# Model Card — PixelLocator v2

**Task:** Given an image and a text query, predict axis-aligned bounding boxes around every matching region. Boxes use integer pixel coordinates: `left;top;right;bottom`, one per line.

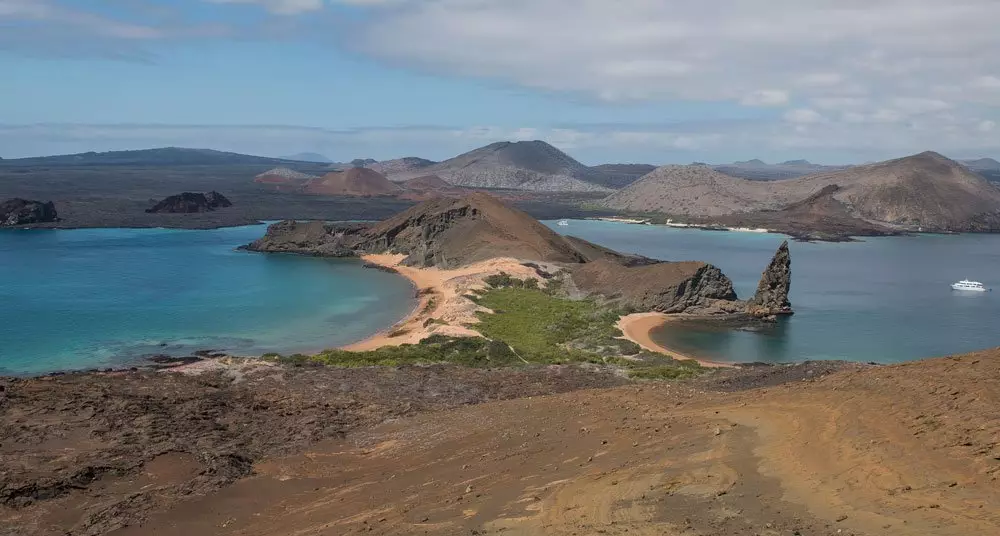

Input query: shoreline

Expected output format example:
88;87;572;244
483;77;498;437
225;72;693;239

617;312;733;368
341;254;543;352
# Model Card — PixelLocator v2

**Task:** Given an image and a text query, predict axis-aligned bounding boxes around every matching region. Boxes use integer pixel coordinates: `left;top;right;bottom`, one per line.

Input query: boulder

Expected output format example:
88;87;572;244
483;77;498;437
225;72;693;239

745;241;792;317
0;198;58;226
146;191;232;213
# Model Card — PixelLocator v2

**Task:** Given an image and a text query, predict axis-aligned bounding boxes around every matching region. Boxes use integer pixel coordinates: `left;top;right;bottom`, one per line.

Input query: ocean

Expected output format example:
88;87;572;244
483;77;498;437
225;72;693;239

546;220;1000;364
0;225;415;375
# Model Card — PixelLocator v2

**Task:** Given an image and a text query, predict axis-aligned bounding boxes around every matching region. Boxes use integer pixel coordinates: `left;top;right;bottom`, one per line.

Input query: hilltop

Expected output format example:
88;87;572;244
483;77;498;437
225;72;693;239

0;147;302;167
354;192;589;267
367;157;436;176
601;165;793;216
392;141;613;192
303;168;403;196
605;151;1000;237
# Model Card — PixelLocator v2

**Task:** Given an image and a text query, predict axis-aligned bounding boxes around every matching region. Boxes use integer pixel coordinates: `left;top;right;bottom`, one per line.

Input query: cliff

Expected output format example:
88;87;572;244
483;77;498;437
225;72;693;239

242;220;365;257
745;241;793;317
571;259;738;314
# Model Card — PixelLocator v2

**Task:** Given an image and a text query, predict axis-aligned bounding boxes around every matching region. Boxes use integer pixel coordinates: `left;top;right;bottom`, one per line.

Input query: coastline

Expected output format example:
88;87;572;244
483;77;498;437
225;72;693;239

341;254;544;351
617;312;733;368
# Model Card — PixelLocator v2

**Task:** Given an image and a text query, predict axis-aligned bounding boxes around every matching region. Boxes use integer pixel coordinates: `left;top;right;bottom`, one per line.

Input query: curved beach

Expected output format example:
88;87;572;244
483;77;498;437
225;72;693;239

342;254;543;351
617;312;732;368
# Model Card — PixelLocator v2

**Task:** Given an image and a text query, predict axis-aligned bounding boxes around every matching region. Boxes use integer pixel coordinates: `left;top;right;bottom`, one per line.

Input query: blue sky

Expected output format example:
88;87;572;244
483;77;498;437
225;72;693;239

3;0;1000;164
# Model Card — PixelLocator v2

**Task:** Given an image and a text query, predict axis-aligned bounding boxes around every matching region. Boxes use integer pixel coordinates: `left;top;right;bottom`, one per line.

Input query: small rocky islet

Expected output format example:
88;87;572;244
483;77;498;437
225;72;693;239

0;198;59;227
145;191;232;214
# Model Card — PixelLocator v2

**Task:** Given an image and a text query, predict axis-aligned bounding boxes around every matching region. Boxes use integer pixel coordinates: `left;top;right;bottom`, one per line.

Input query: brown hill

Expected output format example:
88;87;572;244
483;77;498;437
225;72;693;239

392;141;613;192
355;192;589;268
710;185;897;241
793;151;1000;230
604;152;1000;233
601;165;792;216
368;157;436;176
253;167;316;185
303;168;402;196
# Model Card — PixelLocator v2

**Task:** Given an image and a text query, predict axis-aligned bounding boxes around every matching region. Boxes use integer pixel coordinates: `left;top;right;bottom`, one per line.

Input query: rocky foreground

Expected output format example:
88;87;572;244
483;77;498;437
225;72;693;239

2;351;998;535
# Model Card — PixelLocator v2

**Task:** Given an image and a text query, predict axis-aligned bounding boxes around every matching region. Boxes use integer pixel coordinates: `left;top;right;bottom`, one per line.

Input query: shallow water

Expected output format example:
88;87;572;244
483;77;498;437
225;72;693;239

0;225;415;375
547;220;1000;364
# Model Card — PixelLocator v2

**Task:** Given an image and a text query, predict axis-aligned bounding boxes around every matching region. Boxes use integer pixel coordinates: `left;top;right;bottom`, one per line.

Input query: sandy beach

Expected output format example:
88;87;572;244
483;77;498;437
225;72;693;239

342;254;546;351
617;312;733;368
345;255;732;369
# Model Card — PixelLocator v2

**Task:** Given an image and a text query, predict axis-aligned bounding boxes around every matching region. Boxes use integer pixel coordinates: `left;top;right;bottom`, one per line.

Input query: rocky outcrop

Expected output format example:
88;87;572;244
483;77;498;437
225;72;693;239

571;259;738;314
353;192;588;268
241;220;366;257
146;191;232;213
745;241;792;318
0;198;58;226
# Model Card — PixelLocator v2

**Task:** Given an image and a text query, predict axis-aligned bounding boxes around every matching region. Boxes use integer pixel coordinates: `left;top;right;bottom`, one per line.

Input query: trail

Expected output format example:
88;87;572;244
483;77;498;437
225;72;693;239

112;351;1000;536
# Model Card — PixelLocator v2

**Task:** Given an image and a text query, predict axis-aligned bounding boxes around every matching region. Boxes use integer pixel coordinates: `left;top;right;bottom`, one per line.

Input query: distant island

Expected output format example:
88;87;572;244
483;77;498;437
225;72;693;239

5;143;1000;241
602;151;1000;241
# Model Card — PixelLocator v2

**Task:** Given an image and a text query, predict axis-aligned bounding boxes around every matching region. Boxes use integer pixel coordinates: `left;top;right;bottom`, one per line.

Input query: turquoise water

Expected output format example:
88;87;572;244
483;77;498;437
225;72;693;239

0;226;415;375
547;220;1000;364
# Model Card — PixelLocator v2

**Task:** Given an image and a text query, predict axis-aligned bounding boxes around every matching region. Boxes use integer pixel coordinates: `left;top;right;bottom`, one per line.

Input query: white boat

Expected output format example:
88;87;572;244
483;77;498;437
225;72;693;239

951;279;990;292
557;219;569;226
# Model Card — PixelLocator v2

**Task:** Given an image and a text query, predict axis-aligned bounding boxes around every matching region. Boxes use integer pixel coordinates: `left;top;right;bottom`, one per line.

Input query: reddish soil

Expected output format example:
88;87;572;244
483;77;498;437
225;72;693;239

3;351;999;536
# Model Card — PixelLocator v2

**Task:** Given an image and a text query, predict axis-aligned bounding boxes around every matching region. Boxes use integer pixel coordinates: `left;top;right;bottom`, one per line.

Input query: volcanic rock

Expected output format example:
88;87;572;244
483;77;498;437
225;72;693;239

0;198;59;226
745;241;792;317
571;259;738;314
242;220;365;257
354;192;588;268
146;191;232;213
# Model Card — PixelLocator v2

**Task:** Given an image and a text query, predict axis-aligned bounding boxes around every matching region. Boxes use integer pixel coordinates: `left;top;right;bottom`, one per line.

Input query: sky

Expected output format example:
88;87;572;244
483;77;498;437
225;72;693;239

3;0;1000;165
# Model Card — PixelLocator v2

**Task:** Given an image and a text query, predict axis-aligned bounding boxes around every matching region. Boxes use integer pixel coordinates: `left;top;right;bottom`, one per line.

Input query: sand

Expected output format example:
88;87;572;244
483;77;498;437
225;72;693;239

347;257;732;369
617;312;732;368
342;254;547;351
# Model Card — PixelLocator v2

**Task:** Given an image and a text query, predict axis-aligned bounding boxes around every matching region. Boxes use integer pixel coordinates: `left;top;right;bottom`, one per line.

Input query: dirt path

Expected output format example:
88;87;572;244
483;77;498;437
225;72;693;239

110;352;1000;536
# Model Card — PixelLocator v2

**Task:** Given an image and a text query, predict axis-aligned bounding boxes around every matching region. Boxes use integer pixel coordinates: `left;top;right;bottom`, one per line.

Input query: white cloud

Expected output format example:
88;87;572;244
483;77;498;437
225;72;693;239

784;109;824;124
205;0;324;15
971;75;1000;90
336;0;1000;110
741;90;790;107
979;120;996;132
795;73;845;88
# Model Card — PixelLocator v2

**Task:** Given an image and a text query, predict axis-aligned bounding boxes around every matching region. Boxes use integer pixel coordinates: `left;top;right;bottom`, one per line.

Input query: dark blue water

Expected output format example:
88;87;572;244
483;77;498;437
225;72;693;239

546;220;1000;364
0;226;415;375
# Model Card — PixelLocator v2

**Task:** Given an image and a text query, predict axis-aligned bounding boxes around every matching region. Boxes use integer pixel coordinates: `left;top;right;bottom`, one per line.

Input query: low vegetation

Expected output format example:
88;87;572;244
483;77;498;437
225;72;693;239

264;271;705;380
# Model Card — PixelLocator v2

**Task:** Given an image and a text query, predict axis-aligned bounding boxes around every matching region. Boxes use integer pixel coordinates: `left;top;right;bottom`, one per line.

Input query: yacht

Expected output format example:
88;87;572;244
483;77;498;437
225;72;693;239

556;219;569;226
951;279;990;292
